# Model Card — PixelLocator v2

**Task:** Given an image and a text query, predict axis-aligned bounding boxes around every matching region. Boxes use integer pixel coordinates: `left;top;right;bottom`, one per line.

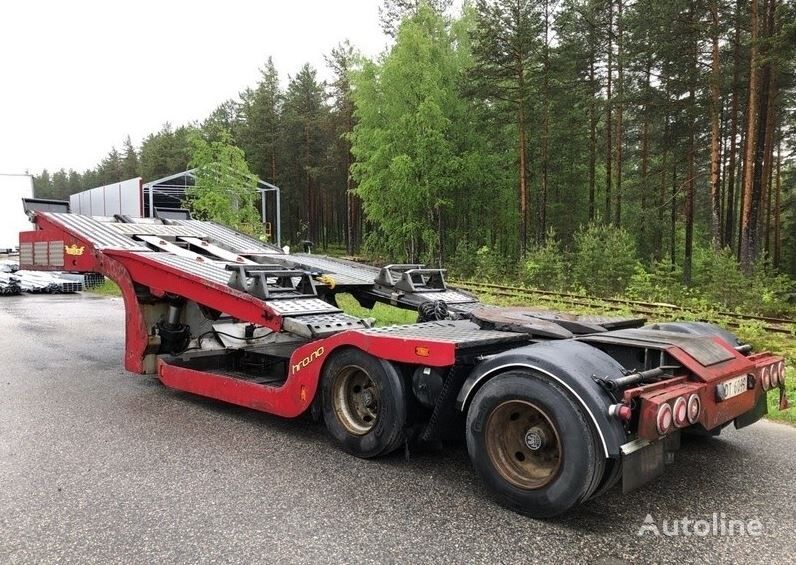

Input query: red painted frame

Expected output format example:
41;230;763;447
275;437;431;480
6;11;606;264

159;329;457;418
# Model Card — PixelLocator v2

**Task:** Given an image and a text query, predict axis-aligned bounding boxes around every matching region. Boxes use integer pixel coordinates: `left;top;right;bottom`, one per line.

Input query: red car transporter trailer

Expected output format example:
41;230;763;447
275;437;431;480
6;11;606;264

19;212;789;517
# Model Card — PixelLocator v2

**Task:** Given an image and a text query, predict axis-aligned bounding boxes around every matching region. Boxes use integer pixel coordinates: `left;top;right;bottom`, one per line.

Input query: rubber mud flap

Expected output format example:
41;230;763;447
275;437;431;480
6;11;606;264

622;440;665;493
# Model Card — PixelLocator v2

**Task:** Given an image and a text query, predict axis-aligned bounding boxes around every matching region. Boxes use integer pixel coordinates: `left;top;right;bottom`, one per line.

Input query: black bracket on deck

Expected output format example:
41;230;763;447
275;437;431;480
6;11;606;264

226;264;318;300
375;264;448;293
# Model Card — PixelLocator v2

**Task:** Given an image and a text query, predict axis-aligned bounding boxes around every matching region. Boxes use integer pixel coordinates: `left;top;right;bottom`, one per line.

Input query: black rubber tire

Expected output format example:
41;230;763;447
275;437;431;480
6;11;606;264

321;347;407;458
466;371;603;518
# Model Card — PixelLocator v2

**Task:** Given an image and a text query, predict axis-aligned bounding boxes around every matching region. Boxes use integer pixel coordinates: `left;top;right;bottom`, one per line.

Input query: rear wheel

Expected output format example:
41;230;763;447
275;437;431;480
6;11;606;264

466;371;604;517
321;348;406;458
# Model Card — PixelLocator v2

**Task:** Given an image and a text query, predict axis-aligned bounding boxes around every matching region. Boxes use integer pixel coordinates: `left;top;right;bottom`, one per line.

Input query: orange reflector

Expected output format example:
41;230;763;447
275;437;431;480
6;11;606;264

300;385;307;402
415;346;431;357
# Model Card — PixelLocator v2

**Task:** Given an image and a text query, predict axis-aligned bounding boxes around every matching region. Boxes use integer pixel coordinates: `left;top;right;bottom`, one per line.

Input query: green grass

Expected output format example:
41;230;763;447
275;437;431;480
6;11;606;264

89;279;121;296
335;293;417;326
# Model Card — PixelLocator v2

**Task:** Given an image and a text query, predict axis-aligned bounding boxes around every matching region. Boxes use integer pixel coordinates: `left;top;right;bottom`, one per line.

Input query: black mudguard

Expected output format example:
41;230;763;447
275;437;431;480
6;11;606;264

456;340;628;458
645;321;742;348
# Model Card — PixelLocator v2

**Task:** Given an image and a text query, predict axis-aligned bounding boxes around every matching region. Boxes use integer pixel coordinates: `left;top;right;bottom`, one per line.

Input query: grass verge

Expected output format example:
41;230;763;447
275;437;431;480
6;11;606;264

89;279;121;296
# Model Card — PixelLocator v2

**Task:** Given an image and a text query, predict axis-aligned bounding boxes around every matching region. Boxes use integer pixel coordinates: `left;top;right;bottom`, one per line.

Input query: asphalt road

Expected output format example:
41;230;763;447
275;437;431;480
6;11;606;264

1;294;794;565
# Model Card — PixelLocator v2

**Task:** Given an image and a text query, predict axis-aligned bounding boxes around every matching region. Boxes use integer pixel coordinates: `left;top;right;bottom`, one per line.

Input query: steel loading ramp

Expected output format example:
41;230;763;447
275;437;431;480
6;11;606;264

20;213;642;339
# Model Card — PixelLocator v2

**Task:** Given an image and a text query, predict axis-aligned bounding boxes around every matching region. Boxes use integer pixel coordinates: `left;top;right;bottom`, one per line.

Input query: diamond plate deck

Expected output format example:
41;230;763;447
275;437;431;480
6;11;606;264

267;298;339;316
137;252;231;284
171;220;282;254
282;312;368;338
362;320;527;348
284;254;380;285
411;290;478;304
107;223;207;237
46;213;149;250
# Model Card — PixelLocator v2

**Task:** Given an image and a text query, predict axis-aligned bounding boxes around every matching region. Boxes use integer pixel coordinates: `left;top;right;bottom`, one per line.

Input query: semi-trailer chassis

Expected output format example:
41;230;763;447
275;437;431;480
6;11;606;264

19;212;789;517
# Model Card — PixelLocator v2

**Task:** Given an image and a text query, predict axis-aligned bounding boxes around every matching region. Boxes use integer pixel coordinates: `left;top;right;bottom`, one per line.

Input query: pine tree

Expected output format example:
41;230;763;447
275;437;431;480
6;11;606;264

281;64;327;244
121;136;140;179
379;0;454;36
326;41;361;255
470;0;542;255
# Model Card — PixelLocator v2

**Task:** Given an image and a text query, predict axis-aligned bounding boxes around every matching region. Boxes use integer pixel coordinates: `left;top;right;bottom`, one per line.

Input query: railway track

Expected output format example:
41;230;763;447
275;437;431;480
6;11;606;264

452;280;796;336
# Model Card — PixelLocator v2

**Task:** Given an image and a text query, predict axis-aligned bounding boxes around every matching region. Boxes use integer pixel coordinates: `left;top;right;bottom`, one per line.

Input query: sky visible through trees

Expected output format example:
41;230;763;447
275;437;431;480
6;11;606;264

31;0;796;283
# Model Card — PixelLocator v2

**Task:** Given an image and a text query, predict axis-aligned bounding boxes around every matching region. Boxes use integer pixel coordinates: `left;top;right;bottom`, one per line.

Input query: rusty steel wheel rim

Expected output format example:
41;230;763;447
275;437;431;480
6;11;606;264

332;365;380;436
485;400;562;490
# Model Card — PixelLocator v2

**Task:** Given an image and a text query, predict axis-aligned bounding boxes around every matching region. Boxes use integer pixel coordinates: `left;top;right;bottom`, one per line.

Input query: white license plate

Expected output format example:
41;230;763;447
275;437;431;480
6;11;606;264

717;375;748;400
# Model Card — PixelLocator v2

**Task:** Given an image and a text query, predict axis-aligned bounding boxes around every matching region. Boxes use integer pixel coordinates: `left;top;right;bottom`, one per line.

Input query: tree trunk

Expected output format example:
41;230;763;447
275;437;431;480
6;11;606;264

759;2;778;257
761;86;776;256
683;3;697;286
671;162;677;268
739;0;761;273
540;0;550;242
708;0;722;249
605;0;613;223
655;115;670;261
773;135;782;267
345;109;355;255
588;54;597;221
305;124;314;242
720;100;729;243
724;0;743;247
723;0;741;248
640;54;651;252
737;112;748;257
518;86;529;256
614;0;623;226
684;87;696;287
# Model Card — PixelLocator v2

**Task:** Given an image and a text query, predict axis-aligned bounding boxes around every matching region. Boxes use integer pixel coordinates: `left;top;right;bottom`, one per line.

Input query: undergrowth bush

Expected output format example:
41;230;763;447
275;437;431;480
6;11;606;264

572;223;637;297
475;245;514;281
626;259;687;304
691;247;792;315
444;231;794;317
521;229;568;291
624;247;793;316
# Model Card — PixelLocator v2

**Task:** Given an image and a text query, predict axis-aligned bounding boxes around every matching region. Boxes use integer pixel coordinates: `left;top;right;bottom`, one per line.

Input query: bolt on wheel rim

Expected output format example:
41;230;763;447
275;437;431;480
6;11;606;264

485;400;562;490
332;365;380;436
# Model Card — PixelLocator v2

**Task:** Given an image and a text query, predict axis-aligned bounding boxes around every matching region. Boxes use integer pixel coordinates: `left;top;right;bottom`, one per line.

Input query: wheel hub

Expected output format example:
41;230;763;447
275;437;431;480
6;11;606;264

485;400;562;490
524;426;547;451
331;365;380;436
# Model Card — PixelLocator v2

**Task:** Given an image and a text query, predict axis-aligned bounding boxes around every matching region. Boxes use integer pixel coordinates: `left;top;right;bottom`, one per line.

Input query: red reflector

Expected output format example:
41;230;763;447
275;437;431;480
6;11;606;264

656;403;673;435
761;366;771;390
673;397;688;427
687;394;701;424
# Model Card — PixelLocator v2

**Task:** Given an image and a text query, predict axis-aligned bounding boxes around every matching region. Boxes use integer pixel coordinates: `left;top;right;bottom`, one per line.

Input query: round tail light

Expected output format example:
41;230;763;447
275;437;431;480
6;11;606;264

687;394;701;424
761;366;771;390
656;403;673;435
673;397;688;427
777;362;786;386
